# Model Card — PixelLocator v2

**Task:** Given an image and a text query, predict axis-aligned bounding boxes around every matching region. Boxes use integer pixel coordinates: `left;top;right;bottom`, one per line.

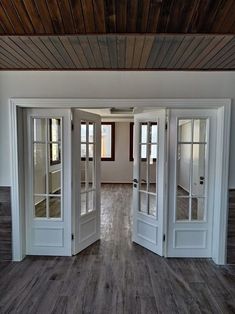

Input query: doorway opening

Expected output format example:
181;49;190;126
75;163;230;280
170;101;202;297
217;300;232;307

74;108;134;255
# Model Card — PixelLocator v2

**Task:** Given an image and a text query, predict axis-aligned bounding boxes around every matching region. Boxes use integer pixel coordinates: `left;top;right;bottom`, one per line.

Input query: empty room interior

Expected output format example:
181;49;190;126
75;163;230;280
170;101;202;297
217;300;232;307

0;1;235;313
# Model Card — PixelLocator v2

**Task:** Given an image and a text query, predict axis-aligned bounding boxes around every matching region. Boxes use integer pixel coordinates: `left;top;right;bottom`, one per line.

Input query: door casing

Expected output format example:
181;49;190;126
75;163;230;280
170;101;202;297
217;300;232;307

10;98;231;264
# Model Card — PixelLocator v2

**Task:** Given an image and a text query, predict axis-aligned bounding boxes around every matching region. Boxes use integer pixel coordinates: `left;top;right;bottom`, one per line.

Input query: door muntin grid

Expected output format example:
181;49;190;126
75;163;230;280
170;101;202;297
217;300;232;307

175;118;209;222
32;117;63;220
138;121;158;217
80;121;96;216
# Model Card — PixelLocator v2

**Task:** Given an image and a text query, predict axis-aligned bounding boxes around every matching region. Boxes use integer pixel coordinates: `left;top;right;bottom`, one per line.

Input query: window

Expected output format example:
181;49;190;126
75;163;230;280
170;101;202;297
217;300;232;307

101;122;115;161
129;122;157;161
80;122;115;161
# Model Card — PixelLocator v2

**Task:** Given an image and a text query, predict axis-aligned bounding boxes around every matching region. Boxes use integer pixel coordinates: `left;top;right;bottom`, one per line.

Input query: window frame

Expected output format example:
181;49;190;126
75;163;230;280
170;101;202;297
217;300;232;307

101;122;115;161
129;122;157;162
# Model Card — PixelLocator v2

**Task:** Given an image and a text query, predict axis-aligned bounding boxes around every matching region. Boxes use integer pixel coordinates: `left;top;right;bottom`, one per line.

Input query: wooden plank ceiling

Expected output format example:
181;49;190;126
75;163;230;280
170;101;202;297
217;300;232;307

0;1;235;71
1;34;234;70
0;0;235;34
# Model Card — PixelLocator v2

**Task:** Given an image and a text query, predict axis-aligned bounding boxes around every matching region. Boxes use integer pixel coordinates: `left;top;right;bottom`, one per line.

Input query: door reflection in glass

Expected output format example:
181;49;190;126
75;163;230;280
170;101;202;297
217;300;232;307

176;119;207;221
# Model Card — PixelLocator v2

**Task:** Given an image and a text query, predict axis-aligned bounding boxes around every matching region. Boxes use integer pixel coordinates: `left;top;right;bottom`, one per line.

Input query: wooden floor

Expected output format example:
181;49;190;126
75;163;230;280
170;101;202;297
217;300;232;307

0;184;235;314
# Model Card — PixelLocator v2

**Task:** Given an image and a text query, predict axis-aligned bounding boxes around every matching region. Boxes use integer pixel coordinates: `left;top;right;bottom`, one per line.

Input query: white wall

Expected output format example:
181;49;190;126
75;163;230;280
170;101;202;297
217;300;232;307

0;71;235;187
101;122;133;183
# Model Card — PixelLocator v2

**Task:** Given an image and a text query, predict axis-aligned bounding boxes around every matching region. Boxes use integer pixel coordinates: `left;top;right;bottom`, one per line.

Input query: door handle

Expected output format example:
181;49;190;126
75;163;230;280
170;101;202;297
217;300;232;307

133;179;138;183
200;176;205;185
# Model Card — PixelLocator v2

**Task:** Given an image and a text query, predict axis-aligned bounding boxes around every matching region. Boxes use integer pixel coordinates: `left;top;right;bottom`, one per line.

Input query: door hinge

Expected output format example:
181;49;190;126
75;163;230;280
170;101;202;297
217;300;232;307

165;122;168;130
163;234;166;242
71;122;74;131
71;234;74;240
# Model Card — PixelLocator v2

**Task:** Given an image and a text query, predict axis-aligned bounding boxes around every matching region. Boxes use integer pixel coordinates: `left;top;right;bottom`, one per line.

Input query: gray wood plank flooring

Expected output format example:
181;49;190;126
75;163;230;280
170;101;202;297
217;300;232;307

0;184;235;314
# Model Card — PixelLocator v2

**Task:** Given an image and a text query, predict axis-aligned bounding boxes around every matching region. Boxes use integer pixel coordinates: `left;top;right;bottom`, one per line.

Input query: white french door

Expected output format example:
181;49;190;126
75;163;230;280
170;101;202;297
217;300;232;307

167;109;216;257
132;110;166;255
25;109;71;256
72;109;101;254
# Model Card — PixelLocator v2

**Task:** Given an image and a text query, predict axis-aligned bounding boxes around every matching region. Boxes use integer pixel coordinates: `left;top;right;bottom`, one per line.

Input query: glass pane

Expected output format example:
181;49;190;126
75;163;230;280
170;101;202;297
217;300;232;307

176;197;189;220
139;192;148;214
192;144;206;197
34;196;46;218
193;119;207;143
49;196;61;218
33;143;47;194
149;183;156;193
88;191;94;212
89;123;94;143
81;123;86;142
89;144;94;159
140;144;147;159
81;193;86;215
140;159;147;191
80;160;86;192
49;118;61;142
149;146;157;192
177;144;191;196
141;123;148;143
33;118;46;142
81;144;86;158
50;143;61;165
49;170;61;194
178;119;192;142
101;124;112;158
88;160;94;189
150;124;158;143
150;144;157;161
192;198;205;220
149;194;157;217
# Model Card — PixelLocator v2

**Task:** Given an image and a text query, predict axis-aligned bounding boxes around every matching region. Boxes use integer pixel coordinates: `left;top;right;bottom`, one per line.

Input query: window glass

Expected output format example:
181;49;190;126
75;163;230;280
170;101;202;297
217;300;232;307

101;124;112;158
101;123;115;160
178;119;192;142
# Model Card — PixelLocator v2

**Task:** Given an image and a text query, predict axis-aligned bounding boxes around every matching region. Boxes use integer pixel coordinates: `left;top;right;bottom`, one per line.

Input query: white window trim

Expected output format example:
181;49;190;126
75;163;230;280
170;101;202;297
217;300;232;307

10;98;231;264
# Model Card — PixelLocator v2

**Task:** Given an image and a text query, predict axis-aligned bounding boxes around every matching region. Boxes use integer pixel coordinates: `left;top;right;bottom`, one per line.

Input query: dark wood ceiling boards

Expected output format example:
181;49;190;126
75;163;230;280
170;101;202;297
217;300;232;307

0;0;235;35
0;34;234;70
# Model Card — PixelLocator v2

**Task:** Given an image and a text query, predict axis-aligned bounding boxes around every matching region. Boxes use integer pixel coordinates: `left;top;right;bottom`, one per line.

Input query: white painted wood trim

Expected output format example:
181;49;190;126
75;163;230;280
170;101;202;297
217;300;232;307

10;100;24;261
10;98;231;109
212;104;231;265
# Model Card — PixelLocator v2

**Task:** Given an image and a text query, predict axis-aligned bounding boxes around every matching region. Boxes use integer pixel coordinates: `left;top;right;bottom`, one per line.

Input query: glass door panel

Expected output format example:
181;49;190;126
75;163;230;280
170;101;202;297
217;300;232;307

80;121;96;216
33;117;62;220
138;122;158;217
176;118;208;222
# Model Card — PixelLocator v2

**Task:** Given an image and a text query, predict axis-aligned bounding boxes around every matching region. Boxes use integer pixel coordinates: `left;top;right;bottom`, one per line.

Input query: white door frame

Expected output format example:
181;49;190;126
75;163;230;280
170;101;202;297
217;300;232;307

10;98;231;264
